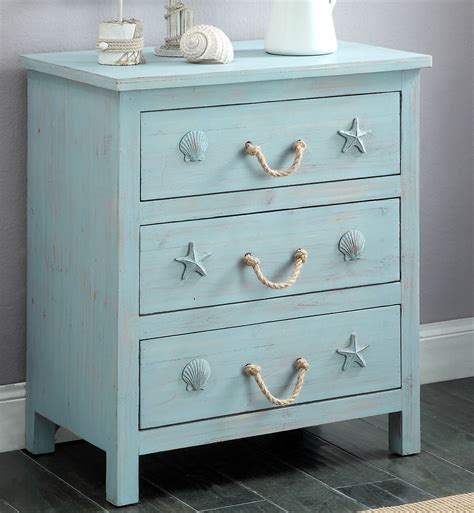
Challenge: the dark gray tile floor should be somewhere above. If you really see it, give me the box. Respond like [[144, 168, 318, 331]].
[[0, 378, 472, 512]]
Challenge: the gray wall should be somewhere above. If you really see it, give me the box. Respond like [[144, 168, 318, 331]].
[[0, 0, 472, 385]]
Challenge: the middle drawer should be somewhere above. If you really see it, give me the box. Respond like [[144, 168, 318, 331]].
[[140, 199, 400, 315]]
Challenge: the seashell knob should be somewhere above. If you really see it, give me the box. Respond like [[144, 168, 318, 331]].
[[182, 359, 212, 392], [339, 230, 366, 261], [179, 130, 209, 162], [98, 41, 109, 51], [180, 24, 234, 64]]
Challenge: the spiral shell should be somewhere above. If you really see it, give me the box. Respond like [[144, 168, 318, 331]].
[[179, 130, 208, 162], [339, 230, 366, 261], [180, 25, 234, 64], [182, 359, 212, 391]]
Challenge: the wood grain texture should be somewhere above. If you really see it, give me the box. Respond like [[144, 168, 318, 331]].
[[389, 69, 421, 456], [139, 389, 402, 455], [139, 175, 401, 225], [26, 72, 121, 453], [141, 93, 400, 201], [139, 282, 401, 340], [21, 40, 432, 92], [140, 199, 400, 314], [140, 306, 401, 428]]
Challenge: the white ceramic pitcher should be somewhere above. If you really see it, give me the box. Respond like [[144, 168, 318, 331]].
[[265, 0, 337, 56]]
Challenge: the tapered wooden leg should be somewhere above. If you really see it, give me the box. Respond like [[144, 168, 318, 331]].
[[106, 449, 139, 506], [389, 407, 421, 456], [25, 410, 56, 455]]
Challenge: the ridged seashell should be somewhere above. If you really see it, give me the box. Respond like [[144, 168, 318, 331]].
[[180, 25, 234, 64], [339, 230, 366, 261], [182, 359, 212, 391], [179, 130, 209, 162]]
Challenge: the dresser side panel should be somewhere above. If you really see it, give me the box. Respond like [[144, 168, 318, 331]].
[[26, 72, 121, 450]]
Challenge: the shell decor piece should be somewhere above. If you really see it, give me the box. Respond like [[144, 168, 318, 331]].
[[180, 25, 234, 64], [339, 230, 366, 261], [179, 131, 209, 162], [182, 359, 212, 392]]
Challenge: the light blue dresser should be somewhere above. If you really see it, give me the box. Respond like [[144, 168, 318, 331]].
[[22, 41, 432, 506]]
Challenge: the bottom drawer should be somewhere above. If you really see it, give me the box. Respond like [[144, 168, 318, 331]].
[[140, 306, 401, 429]]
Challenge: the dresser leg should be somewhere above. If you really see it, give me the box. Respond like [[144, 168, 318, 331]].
[[388, 408, 421, 456], [106, 450, 139, 506], [25, 410, 56, 455]]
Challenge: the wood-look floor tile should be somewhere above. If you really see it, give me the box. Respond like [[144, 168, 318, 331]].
[[189, 439, 365, 513], [312, 418, 474, 497], [421, 385, 474, 433], [140, 449, 261, 512], [373, 478, 434, 503], [30, 442, 194, 512], [201, 500, 284, 513], [365, 413, 474, 472], [426, 378, 474, 402], [0, 451, 101, 513], [249, 430, 391, 489]]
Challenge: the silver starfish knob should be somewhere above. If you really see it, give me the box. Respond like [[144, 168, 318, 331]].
[[338, 118, 371, 154], [175, 242, 212, 281], [336, 334, 370, 371]]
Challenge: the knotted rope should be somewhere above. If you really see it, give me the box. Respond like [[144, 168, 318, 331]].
[[245, 140, 307, 177], [245, 358, 310, 406], [243, 249, 308, 289]]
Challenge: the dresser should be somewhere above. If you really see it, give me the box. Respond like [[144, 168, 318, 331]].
[[22, 41, 432, 506]]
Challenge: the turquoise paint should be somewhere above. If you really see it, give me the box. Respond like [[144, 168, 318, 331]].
[[23, 42, 431, 506], [141, 92, 400, 201]]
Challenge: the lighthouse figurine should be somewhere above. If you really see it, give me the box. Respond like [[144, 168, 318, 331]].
[[155, 0, 194, 57], [96, 0, 145, 65]]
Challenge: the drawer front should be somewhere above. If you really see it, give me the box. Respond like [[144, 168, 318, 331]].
[[141, 93, 400, 201], [140, 199, 400, 315], [140, 306, 401, 429]]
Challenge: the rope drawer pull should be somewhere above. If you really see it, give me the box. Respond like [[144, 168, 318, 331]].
[[245, 140, 307, 177], [244, 358, 310, 406], [243, 249, 308, 289]]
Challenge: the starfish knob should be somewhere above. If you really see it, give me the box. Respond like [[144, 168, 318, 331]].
[[175, 242, 212, 281], [338, 118, 371, 154], [336, 334, 370, 371]]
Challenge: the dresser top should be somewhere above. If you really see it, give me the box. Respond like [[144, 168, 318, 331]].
[[22, 40, 431, 92]]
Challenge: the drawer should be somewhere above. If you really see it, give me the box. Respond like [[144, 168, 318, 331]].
[[140, 199, 400, 315], [141, 93, 400, 201], [140, 306, 401, 429]]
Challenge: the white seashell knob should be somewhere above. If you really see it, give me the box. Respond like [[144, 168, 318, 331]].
[[179, 131, 209, 162], [98, 41, 109, 51], [180, 25, 234, 64]]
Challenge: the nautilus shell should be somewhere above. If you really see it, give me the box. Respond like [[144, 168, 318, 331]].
[[180, 25, 234, 64], [182, 358, 212, 391], [339, 230, 366, 261], [179, 130, 209, 162]]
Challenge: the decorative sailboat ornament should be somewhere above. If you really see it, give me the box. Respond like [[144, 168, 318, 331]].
[[96, 0, 145, 65], [155, 0, 194, 57]]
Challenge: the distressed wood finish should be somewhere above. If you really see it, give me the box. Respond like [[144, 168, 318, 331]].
[[140, 306, 401, 429], [141, 93, 400, 201], [140, 199, 400, 314], [23, 42, 431, 506]]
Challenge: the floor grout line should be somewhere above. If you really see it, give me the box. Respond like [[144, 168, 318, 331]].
[[210, 468, 288, 513], [199, 499, 266, 512], [304, 430, 438, 500], [20, 451, 108, 512], [140, 474, 199, 512]]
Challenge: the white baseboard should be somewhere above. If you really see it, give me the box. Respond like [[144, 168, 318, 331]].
[[420, 317, 474, 385], [1, 317, 472, 453]]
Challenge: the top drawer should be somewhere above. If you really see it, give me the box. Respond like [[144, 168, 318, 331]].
[[141, 92, 400, 201]]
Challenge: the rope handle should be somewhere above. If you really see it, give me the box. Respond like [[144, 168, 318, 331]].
[[243, 249, 308, 289], [245, 140, 307, 177], [244, 358, 310, 406]]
